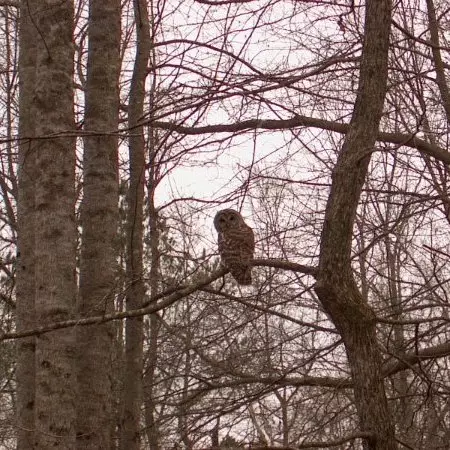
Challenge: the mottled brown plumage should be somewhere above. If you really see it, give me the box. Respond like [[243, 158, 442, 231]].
[[214, 209, 255, 285]]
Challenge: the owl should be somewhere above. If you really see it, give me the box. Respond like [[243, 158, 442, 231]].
[[214, 209, 255, 285]]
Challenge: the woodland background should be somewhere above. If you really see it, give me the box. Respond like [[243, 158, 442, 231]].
[[0, 0, 448, 449]]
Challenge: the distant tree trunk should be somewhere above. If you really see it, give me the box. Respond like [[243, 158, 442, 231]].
[[314, 1, 396, 449], [179, 308, 193, 449], [31, 0, 77, 448], [16, 1, 37, 447], [76, 0, 121, 448], [120, 0, 150, 447], [380, 219, 413, 443]]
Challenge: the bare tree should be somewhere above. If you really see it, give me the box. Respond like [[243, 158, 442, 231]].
[[77, 0, 121, 448], [120, 0, 151, 447]]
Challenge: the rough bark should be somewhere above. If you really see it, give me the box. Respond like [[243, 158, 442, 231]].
[[31, 0, 77, 448], [16, 1, 37, 447], [314, 1, 396, 449], [76, 0, 121, 448], [120, 0, 150, 447]]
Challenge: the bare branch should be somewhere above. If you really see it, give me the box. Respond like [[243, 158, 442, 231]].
[[2, 267, 226, 341]]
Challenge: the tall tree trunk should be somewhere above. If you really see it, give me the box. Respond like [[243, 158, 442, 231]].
[[314, 1, 396, 449], [144, 247, 161, 449], [120, 0, 150, 447], [31, 0, 77, 447], [144, 35, 161, 447], [16, 2, 37, 447], [144, 314, 160, 449], [76, 0, 121, 448]]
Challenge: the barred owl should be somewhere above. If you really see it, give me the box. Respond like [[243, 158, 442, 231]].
[[214, 209, 255, 285]]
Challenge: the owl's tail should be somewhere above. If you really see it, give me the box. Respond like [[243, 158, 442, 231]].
[[232, 267, 252, 286]]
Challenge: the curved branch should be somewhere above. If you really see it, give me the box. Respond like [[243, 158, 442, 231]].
[[383, 342, 450, 377]]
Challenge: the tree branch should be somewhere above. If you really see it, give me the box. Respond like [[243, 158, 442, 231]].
[[152, 115, 450, 164], [247, 431, 374, 449]]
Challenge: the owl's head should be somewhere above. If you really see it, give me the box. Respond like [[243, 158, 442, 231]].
[[213, 209, 243, 232]]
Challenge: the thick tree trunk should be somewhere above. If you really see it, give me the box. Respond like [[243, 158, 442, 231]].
[[16, 2, 37, 447], [314, 1, 396, 449], [120, 0, 150, 448], [76, 0, 121, 448], [426, 0, 450, 121], [31, 0, 77, 448]]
